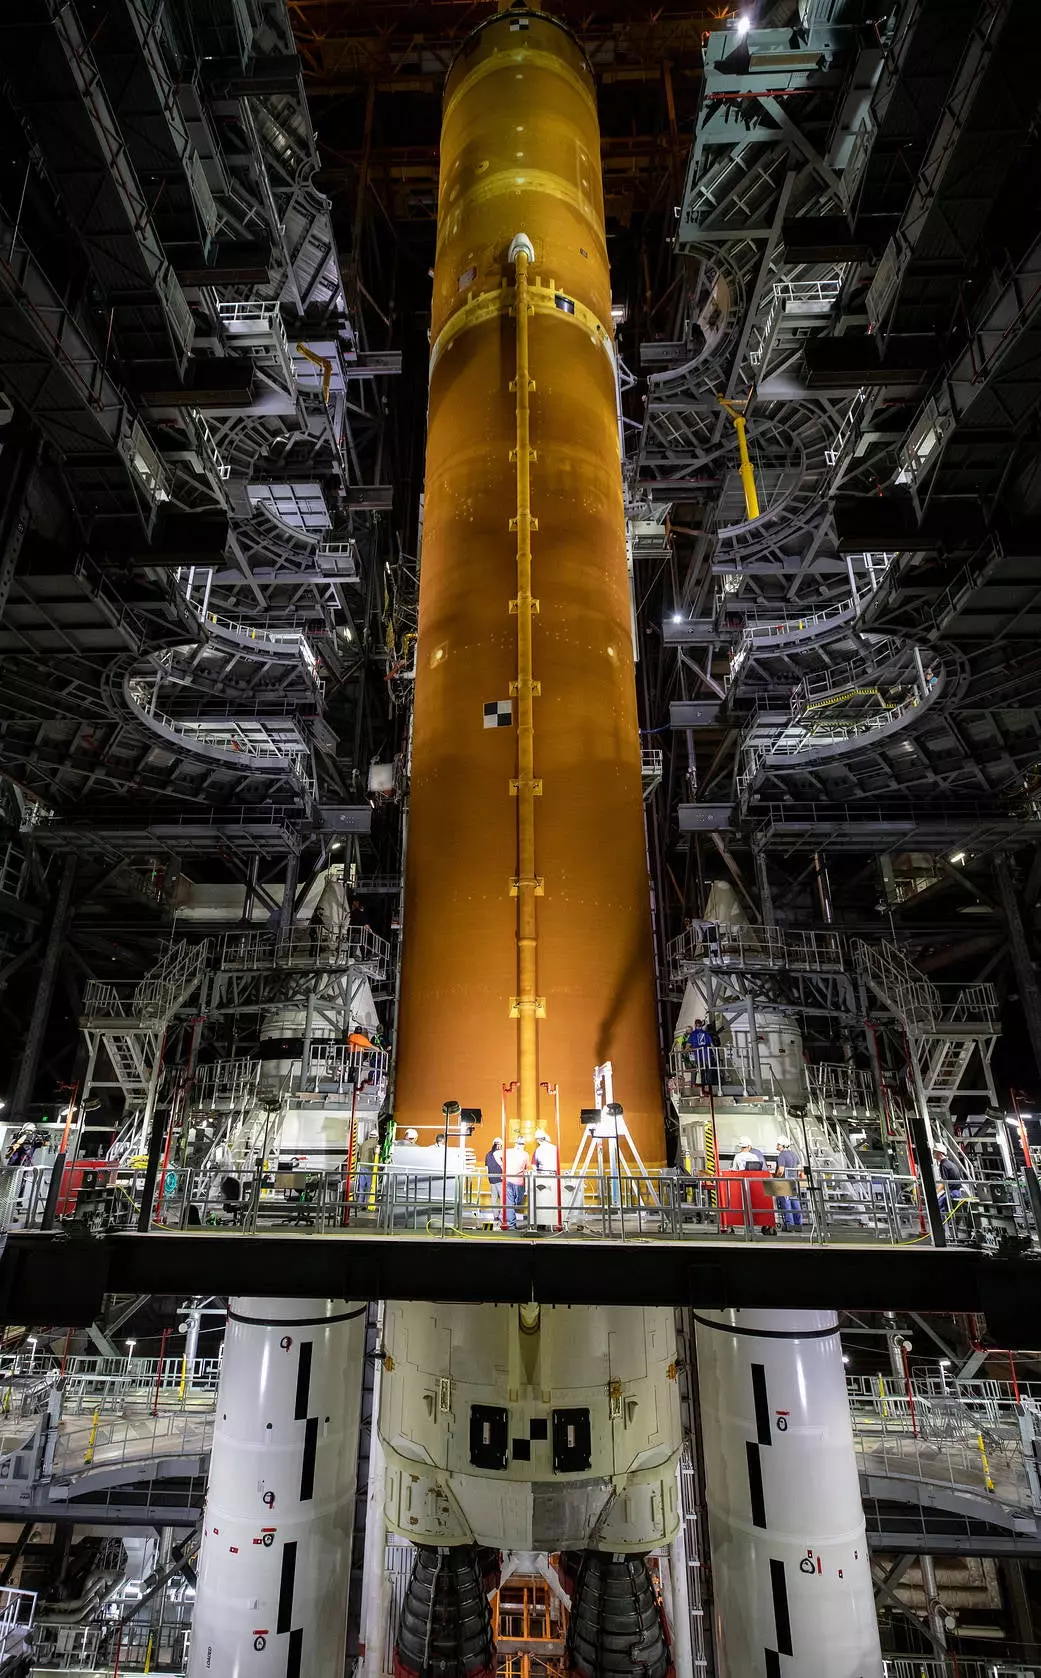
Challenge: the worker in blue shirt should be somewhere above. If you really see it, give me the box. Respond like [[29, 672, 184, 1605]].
[[934, 1149, 968, 1236], [774, 1137, 803, 1231], [685, 1018, 715, 1092]]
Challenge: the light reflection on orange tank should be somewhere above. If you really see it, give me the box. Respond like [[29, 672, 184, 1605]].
[[393, 8, 663, 1162]]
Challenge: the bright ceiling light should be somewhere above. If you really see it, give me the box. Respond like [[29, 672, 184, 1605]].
[[949, 851, 966, 865], [735, 14, 752, 36], [672, 612, 683, 624]]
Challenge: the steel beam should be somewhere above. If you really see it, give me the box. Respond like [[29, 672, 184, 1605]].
[[1, 1231, 1039, 1322]]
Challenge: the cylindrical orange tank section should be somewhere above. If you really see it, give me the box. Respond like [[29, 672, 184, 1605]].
[[394, 8, 664, 1162]]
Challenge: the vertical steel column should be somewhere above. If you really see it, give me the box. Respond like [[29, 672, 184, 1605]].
[[904, 1038, 946, 1246], [994, 855, 1041, 1235], [996, 854, 1041, 1081], [695, 1308, 883, 1677], [187, 1297, 367, 1678], [278, 849, 300, 951], [753, 840, 775, 929], [0, 423, 38, 626], [10, 853, 77, 1125]]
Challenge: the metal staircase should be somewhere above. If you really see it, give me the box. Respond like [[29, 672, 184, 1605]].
[[853, 939, 940, 1031], [918, 1038, 978, 1118], [81, 940, 211, 1106]]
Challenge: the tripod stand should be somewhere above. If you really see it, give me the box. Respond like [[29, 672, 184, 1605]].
[[564, 1111, 661, 1226]]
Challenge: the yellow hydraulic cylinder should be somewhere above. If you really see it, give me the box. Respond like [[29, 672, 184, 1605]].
[[717, 395, 760, 522], [394, 10, 663, 1160]]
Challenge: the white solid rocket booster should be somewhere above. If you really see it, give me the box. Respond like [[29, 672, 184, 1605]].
[[695, 1308, 883, 1677], [188, 1297, 367, 1678]]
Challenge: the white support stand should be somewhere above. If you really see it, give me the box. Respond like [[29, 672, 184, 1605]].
[[564, 1063, 660, 1222]]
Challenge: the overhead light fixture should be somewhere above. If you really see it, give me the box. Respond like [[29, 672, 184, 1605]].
[[735, 14, 752, 36], [949, 851, 966, 865], [672, 612, 683, 624]]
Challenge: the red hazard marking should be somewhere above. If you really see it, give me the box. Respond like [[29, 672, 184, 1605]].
[[261, 1526, 275, 1532], [230, 1546, 239, 1554], [254, 1630, 269, 1637], [816, 1557, 822, 1575]]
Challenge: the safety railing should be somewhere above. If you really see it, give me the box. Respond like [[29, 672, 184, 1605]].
[[50, 1409, 213, 1481], [297, 1042, 389, 1098], [217, 298, 295, 390], [57, 1358, 221, 1414], [849, 1388, 1039, 1515], [806, 1063, 875, 1111], [217, 923, 390, 979], [0, 1586, 35, 1665], [668, 919, 845, 980], [855, 937, 941, 1031], [2, 1162, 1028, 1252], [741, 667, 943, 794], [933, 982, 1000, 1027], [33, 1615, 190, 1671], [82, 941, 210, 1025], [192, 1058, 261, 1105], [882, 1663, 1041, 1678], [791, 642, 901, 713], [824, 388, 868, 468], [668, 1044, 756, 1099], [847, 1375, 1041, 1413]]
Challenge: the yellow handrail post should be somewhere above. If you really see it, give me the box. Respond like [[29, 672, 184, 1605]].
[[84, 1408, 100, 1465], [977, 1431, 995, 1493]]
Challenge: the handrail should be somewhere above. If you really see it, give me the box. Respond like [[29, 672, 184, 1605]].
[[668, 920, 845, 980], [854, 938, 940, 1031], [217, 923, 390, 980], [0, 1162, 1035, 1249]]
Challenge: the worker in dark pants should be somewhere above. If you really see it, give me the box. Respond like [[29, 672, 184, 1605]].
[[686, 1018, 715, 1094], [934, 1149, 969, 1239], [774, 1137, 803, 1231], [485, 1136, 504, 1214]]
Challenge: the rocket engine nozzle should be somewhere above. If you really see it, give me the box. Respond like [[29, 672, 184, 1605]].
[[393, 1544, 499, 1678], [562, 1550, 674, 1678]]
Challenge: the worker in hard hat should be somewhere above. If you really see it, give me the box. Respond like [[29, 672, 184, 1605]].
[[732, 1136, 764, 1171], [500, 1136, 530, 1230], [531, 1128, 560, 1229], [354, 1125, 378, 1210], [774, 1137, 804, 1231]]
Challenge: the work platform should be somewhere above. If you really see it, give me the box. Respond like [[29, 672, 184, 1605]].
[[0, 1232, 1036, 1336]]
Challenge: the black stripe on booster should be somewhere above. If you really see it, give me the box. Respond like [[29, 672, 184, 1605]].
[[751, 1362, 771, 1446], [294, 1341, 313, 1422], [770, 1558, 793, 1657], [300, 1415, 319, 1501], [745, 1441, 766, 1529], [764, 1650, 781, 1678], [277, 1542, 297, 1636], [286, 1627, 303, 1678]]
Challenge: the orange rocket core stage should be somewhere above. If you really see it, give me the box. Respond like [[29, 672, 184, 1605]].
[[393, 9, 664, 1162]]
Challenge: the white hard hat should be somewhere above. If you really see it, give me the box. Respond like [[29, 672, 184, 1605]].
[[738, 1137, 753, 1150], [403, 1128, 418, 1142], [534, 1129, 550, 1140], [777, 1137, 791, 1149]]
